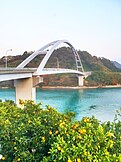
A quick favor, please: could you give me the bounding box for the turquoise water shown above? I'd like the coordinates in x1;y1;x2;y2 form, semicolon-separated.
0;88;121;122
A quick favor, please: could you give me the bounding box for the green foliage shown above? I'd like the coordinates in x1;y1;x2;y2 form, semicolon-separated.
78;51;120;72
86;71;121;86
0;100;121;162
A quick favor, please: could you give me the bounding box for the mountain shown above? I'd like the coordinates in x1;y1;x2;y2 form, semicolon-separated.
0;47;121;87
0;47;120;72
78;51;120;72
112;61;121;69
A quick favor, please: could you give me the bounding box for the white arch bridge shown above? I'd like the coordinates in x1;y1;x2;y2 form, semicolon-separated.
0;40;88;105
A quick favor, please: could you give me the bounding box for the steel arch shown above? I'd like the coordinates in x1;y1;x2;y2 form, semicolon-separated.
17;40;84;75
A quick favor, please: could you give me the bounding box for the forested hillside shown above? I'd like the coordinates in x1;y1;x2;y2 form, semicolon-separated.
0;47;121;87
0;47;120;72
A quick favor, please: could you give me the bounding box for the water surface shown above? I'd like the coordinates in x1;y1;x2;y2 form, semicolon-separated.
37;88;121;122
0;88;121;122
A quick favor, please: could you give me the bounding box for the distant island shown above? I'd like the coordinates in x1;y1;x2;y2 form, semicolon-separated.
0;47;121;88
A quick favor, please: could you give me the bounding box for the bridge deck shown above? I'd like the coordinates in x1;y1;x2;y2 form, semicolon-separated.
0;68;37;74
0;68;85;82
0;68;84;75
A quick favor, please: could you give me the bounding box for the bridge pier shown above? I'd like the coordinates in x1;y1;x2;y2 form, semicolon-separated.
14;78;36;105
78;76;84;86
14;76;43;106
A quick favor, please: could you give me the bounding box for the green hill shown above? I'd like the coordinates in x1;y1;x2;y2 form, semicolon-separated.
0;47;121;72
0;47;120;72
0;47;121;87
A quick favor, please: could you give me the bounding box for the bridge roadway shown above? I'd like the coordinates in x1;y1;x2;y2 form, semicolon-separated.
0;68;36;74
0;68;84;82
0;68;36;82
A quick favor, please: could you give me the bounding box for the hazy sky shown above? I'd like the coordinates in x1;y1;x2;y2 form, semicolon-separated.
0;0;121;63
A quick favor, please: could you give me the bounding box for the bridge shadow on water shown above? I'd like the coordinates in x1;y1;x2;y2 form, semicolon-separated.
62;89;84;113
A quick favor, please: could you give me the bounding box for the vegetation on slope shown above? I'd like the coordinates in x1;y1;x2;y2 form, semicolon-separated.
0;47;120;72
0;100;121;161
0;47;121;87
85;71;121;86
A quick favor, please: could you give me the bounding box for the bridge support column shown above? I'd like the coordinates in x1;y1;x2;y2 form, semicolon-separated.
78;76;84;86
14;77;36;105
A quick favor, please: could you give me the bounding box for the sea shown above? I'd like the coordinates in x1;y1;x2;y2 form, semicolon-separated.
0;87;121;122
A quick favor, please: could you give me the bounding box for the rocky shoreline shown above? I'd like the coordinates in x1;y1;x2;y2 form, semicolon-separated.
42;85;121;89
1;85;121;89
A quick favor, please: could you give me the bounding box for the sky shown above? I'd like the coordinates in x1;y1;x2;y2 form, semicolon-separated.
0;0;121;63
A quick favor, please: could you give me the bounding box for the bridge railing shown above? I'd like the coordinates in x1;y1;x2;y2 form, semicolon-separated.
0;68;37;74
43;68;76;71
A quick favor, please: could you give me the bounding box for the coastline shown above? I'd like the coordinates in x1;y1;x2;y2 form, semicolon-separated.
42;85;121;89
1;85;121;90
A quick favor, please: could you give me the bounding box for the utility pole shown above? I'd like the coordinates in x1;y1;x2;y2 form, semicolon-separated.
5;49;12;68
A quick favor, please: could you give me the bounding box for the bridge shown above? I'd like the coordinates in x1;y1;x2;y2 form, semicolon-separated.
0;40;86;105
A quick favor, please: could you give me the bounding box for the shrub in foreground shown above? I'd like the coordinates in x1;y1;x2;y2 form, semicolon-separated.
0;100;121;162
